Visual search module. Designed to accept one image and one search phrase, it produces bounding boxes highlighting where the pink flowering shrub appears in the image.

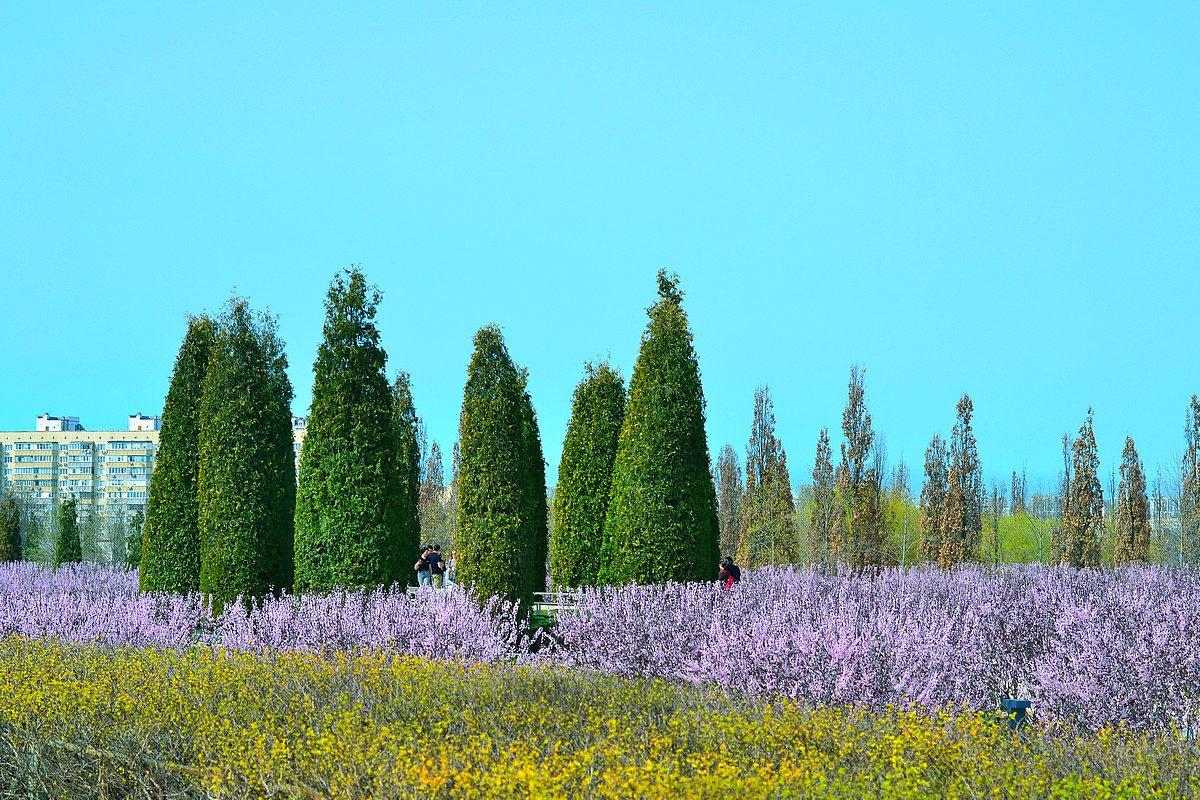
[547,565,1200,731]
[4,561,1200,729]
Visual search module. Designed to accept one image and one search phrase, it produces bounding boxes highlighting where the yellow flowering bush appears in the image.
[0,636,1196,799]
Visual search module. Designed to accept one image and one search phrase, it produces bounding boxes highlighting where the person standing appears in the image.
[718,556,740,589]
[415,545,433,588]
[445,549,458,586]
[428,543,446,589]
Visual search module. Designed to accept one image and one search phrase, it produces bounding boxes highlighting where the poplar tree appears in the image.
[919,435,948,565]
[455,325,542,605]
[809,429,835,566]
[713,444,743,560]
[941,395,983,567]
[1181,396,1200,565]
[551,362,626,588]
[0,495,21,562]
[1113,436,1151,564]
[520,382,549,594]
[1010,470,1027,516]
[141,315,214,592]
[295,270,405,590]
[419,439,450,545]
[1060,410,1103,568]
[53,497,82,567]
[736,387,798,568]
[831,367,884,566]
[197,299,295,609]
[393,372,423,578]
[599,271,719,585]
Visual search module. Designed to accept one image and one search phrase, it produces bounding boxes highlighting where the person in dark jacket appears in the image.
[718,556,741,589]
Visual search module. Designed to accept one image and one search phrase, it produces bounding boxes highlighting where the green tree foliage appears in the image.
[392,372,423,577]
[599,272,719,584]
[0,495,21,562]
[455,325,543,606]
[1113,437,1151,564]
[885,460,917,565]
[127,509,144,568]
[736,387,798,568]
[418,437,451,546]
[551,362,626,588]
[1060,410,1103,568]
[941,395,983,567]
[53,498,82,567]
[519,383,549,594]
[295,270,405,590]
[1181,396,1200,564]
[140,316,214,592]
[919,435,948,565]
[713,444,743,561]
[831,367,885,566]
[809,429,836,566]
[197,299,295,609]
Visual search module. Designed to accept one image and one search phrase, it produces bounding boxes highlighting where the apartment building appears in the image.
[1,414,161,519]
[1,413,309,520]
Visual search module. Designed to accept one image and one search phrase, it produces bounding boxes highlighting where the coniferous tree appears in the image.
[1060,410,1103,568]
[599,272,719,584]
[713,444,743,561]
[455,325,542,605]
[985,484,1005,566]
[295,270,404,590]
[197,299,295,609]
[141,315,214,592]
[941,395,983,567]
[919,435,948,565]
[0,495,21,562]
[393,372,424,576]
[809,429,835,566]
[519,381,549,594]
[1114,436,1151,564]
[127,508,144,568]
[831,367,884,566]
[1181,396,1200,565]
[551,362,626,588]
[53,497,82,567]
[736,387,798,568]
[419,440,449,545]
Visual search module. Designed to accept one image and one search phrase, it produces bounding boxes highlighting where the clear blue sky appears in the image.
[2,4,1197,495]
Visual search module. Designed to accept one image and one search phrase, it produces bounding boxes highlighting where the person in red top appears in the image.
[718,556,741,589]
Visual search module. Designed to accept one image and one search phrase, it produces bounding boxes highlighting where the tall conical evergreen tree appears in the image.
[1061,409,1103,568]
[519,380,549,595]
[809,429,835,566]
[551,362,626,588]
[736,387,798,568]
[1114,436,1151,564]
[919,435,948,565]
[0,495,21,562]
[1181,396,1200,564]
[713,444,743,561]
[392,371,423,575]
[295,269,405,590]
[831,366,884,566]
[455,325,542,606]
[599,271,719,585]
[942,394,983,567]
[141,315,214,592]
[198,299,295,609]
[53,497,82,567]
